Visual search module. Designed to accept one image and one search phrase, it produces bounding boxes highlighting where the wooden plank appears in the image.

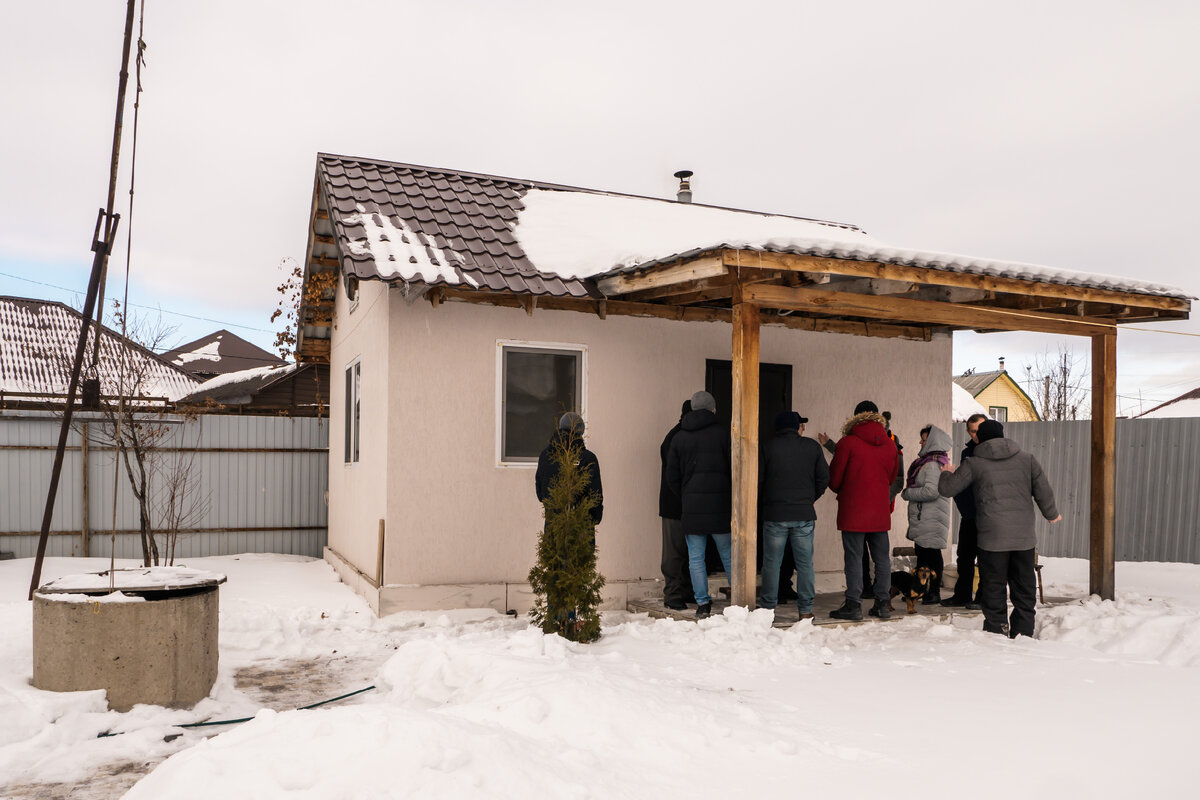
[623,272,734,302]
[436,288,931,340]
[730,289,759,609]
[743,283,1114,337]
[721,249,1191,313]
[596,256,727,296]
[1089,332,1117,600]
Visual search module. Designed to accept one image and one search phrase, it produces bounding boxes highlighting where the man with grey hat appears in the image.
[666,390,733,619]
[757,410,829,618]
[535,412,603,526]
[938,419,1061,637]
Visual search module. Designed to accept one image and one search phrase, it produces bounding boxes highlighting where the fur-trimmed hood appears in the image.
[841,411,889,440]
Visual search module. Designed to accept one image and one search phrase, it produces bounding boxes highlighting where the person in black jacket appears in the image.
[666,391,732,619]
[942,413,985,609]
[535,412,603,528]
[757,411,829,618]
[658,400,692,610]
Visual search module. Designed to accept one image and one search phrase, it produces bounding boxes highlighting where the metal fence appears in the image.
[951,418,1200,564]
[0,410,328,560]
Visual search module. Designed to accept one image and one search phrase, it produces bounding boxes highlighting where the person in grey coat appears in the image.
[901,424,952,603]
[937,420,1061,637]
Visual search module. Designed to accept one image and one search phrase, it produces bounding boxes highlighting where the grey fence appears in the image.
[951,418,1200,564]
[0,410,328,560]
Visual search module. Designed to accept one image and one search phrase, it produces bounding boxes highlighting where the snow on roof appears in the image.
[316,155,1192,301]
[163,330,286,377]
[181,363,299,402]
[173,339,222,365]
[0,296,199,401]
[953,382,988,421]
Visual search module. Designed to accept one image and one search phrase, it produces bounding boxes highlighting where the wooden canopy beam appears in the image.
[742,283,1115,337]
[597,256,727,296]
[730,286,759,609]
[1089,332,1117,600]
[720,249,1190,313]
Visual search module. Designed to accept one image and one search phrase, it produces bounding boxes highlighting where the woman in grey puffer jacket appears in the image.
[901,424,952,602]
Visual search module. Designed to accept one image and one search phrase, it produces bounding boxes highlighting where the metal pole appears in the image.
[28,0,138,599]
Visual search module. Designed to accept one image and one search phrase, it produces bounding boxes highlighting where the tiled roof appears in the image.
[0,296,198,401]
[313,154,1192,302]
[953,370,1004,396]
[162,330,286,378]
[317,155,596,298]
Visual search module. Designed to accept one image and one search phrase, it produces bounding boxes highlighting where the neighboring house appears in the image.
[293,154,1188,615]
[1135,386,1200,419]
[163,330,286,381]
[953,360,1040,422]
[952,382,987,421]
[0,295,198,405]
[178,362,329,416]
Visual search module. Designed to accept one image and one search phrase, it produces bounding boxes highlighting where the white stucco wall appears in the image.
[363,294,952,601]
[326,279,391,582]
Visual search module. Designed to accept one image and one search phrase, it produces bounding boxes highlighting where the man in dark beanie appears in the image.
[757,410,829,618]
[666,390,733,619]
[938,419,1061,637]
[535,412,603,526]
[658,400,693,610]
[827,400,900,621]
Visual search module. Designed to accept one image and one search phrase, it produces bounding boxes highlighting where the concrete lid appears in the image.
[37,567,227,596]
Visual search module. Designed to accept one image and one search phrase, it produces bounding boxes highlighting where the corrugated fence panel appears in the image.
[0,411,328,561]
[952,418,1200,564]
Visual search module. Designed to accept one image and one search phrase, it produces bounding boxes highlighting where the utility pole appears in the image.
[28,0,139,599]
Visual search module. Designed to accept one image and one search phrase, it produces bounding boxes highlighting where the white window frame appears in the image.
[344,358,361,465]
[988,405,1008,423]
[495,339,587,468]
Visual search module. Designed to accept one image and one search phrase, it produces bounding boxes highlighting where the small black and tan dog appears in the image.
[889,567,938,615]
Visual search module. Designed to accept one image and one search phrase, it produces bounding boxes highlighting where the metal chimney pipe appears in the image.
[674,170,693,203]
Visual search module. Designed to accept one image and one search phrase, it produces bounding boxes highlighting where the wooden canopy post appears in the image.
[1089,331,1117,600]
[730,287,760,608]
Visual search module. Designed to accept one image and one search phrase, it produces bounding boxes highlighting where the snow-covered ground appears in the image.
[2,554,1198,799]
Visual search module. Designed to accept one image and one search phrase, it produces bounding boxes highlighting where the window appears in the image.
[346,275,359,313]
[988,406,1008,423]
[498,342,585,464]
[344,360,361,463]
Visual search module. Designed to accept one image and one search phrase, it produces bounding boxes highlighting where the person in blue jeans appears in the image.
[757,411,829,617]
[666,391,734,618]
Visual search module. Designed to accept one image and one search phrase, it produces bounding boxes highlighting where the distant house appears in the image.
[178,362,329,416]
[0,295,197,406]
[1135,386,1200,419]
[163,330,286,381]
[953,360,1040,422]
[291,153,1188,614]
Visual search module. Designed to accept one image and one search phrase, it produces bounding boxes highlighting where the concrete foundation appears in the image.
[33,586,220,711]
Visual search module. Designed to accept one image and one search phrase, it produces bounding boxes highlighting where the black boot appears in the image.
[696,603,712,619]
[830,601,862,621]
[868,601,891,620]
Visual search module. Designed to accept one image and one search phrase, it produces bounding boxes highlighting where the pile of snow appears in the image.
[952,382,987,421]
[2,555,1199,798]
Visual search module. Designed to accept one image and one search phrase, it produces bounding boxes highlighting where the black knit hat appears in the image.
[854,400,879,415]
[977,419,1004,443]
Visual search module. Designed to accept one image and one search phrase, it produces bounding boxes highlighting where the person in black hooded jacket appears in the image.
[535,412,603,526]
[666,391,732,619]
[658,400,692,610]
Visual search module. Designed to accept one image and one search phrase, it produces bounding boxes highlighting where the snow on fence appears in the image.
[0,410,327,560]
[952,418,1200,564]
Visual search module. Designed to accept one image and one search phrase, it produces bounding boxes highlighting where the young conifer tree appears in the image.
[528,428,605,642]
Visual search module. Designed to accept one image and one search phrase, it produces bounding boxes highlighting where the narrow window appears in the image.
[500,344,583,464]
[345,360,361,463]
[988,406,1008,423]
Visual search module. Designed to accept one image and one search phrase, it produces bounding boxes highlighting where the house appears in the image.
[163,330,287,381]
[0,295,198,406]
[294,154,1190,614]
[953,360,1040,422]
[1135,386,1200,419]
[177,362,329,416]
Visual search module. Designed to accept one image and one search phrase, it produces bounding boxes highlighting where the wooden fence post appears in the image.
[730,287,760,608]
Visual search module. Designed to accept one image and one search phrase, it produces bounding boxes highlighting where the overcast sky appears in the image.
[2,1,1197,416]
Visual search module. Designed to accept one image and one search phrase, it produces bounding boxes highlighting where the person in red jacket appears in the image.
[827,400,900,621]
